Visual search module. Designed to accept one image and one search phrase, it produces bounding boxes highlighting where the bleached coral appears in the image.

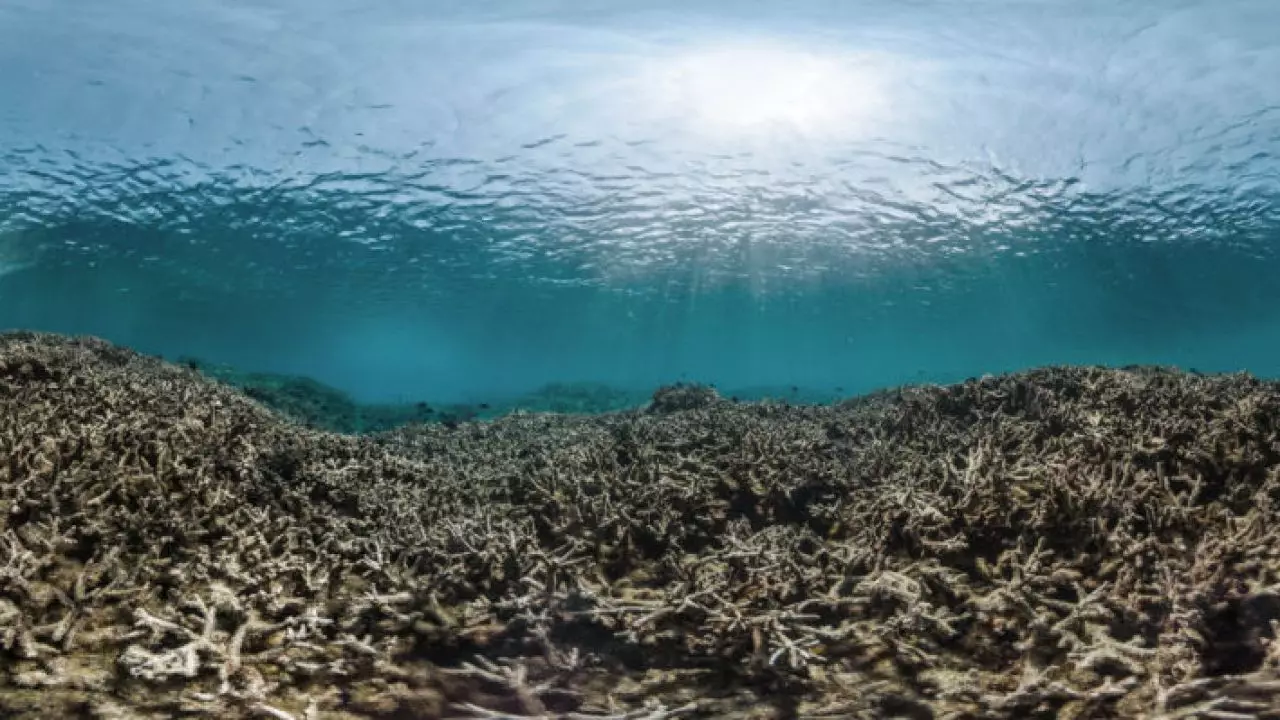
[1,334,1280,717]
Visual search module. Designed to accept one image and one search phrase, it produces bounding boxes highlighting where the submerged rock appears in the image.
[2,331,1280,718]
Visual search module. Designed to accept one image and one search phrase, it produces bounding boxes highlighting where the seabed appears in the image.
[1,332,1279,718]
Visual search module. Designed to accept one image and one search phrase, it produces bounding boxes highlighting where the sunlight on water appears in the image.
[632,41,894,139]
[0,0,1277,401]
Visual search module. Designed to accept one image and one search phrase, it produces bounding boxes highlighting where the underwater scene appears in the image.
[1,0,1280,717]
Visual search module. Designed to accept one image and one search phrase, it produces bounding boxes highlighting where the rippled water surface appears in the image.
[1,0,1278,402]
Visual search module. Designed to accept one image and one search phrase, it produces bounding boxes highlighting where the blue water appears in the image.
[1,0,1277,404]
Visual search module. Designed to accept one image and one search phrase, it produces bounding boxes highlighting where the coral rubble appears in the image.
[2,332,1280,718]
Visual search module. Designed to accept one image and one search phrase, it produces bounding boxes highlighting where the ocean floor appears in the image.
[2,332,1280,718]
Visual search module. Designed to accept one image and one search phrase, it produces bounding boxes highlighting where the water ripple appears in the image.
[0,0,1278,400]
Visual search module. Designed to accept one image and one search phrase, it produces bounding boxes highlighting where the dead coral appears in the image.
[646,383,721,414]
[1,333,1280,718]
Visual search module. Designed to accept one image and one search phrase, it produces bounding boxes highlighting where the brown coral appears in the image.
[1,333,1279,718]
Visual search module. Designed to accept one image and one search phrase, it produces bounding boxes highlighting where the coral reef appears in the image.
[3,332,1280,718]
[176,359,433,433]
[512,382,644,416]
[647,382,722,413]
[179,360,646,432]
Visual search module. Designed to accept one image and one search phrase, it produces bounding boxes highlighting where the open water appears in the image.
[1,0,1277,406]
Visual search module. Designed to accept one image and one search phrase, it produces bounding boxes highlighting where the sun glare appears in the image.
[637,41,889,139]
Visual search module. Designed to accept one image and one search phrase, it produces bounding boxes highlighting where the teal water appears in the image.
[1,0,1277,405]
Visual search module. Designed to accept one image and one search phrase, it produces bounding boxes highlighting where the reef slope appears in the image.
[1,332,1279,718]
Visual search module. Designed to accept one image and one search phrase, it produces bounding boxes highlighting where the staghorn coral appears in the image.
[0,333,1279,718]
[646,383,722,414]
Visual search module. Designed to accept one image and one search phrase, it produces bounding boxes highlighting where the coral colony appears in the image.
[2,332,1280,718]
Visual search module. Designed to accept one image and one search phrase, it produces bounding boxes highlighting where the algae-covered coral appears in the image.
[2,332,1280,718]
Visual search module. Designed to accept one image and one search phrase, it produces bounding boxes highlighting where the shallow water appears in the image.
[1,0,1277,404]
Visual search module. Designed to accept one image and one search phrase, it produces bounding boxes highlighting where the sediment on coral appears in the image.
[2,331,1280,719]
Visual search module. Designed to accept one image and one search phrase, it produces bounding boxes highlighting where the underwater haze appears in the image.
[1,0,1278,404]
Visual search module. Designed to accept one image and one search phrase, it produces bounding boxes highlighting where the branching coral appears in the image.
[2,334,1280,718]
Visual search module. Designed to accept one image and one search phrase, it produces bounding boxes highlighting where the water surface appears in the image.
[1,0,1277,402]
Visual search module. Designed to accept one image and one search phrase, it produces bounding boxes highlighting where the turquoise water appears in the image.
[1,0,1277,405]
